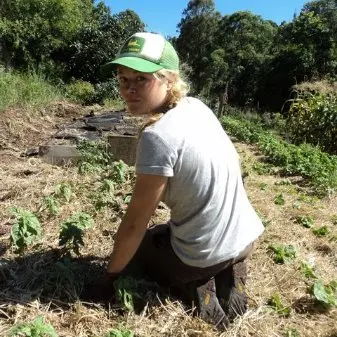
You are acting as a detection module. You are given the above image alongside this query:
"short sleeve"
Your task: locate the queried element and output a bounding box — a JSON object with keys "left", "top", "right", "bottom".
{"left": 136, "top": 130, "right": 177, "bottom": 177}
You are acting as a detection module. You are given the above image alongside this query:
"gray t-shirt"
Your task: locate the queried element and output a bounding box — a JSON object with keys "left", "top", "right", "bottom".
{"left": 136, "top": 97, "right": 264, "bottom": 267}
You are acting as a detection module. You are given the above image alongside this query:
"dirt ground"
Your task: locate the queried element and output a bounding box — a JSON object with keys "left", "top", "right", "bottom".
{"left": 0, "top": 102, "right": 336, "bottom": 337}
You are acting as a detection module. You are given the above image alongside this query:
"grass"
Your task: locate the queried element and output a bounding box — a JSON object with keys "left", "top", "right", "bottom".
{"left": 0, "top": 68, "right": 64, "bottom": 111}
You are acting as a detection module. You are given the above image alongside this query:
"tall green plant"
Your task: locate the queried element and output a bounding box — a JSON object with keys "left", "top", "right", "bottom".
{"left": 10, "top": 207, "right": 42, "bottom": 254}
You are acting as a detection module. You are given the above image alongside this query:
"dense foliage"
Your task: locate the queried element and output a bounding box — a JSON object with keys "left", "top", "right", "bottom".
{"left": 286, "top": 92, "right": 337, "bottom": 154}
{"left": 176, "top": 0, "right": 337, "bottom": 111}
{"left": 0, "top": 0, "right": 336, "bottom": 110}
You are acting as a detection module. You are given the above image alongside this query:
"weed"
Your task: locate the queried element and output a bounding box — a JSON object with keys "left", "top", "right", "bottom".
{"left": 259, "top": 182, "right": 268, "bottom": 191}
{"left": 283, "top": 328, "right": 300, "bottom": 337}
{"left": 309, "top": 279, "right": 337, "bottom": 309}
{"left": 110, "top": 160, "right": 129, "bottom": 185}
{"left": 276, "top": 179, "right": 293, "bottom": 186}
{"left": 54, "top": 183, "right": 72, "bottom": 202}
{"left": 268, "top": 244, "right": 296, "bottom": 264}
{"left": 77, "top": 140, "right": 112, "bottom": 174}
{"left": 59, "top": 212, "right": 94, "bottom": 255}
{"left": 267, "top": 293, "right": 291, "bottom": 317}
{"left": 252, "top": 162, "right": 274, "bottom": 175}
{"left": 294, "top": 215, "right": 314, "bottom": 228}
{"left": 10, "top": 207, "right": 42, "bottom": 254}
{"left": 300, "top": 261, "right": 317, "bottom": 279}
{"left": 274, "top": 193, "right": 285, "bottom": 205}
{"left": 312, "top": 226, "right": 329, "bottom": 237}
{"left": 40, "top": 195, "right": 59, "bottom": 216}
{"left": 114, "top": 276, "right": 136, "bottom": 312}
{"left": 9, "top": 316, "right": 57, "bottom": 337}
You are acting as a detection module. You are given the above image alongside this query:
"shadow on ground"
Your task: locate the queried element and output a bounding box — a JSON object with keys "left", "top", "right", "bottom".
{"left": 0, "top": 249, "right": 171, "bottom": 315}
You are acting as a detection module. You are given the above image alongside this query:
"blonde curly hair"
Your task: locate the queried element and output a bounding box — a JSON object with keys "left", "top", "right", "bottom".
{"left": 140, "top": 69, "right": 189, "bottom": 133}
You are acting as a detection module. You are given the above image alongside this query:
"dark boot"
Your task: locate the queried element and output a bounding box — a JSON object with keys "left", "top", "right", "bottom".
{"left": 215, "top": 261, "right": 248, "bottom": 321}
{"left": 185, "top": 278, "right": 229, "bottom": 331}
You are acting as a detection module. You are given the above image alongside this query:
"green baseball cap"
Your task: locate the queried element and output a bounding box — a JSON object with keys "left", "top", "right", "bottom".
{"left": 101, "top": 32, "right": 180, "bottom": 74}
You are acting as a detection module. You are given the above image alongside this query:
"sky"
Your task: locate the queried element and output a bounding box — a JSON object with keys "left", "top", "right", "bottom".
{"left": 104, "top": 0, "right": 309, "bottom": 37}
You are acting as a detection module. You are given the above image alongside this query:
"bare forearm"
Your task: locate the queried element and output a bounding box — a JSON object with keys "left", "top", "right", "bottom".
{"left": 106, "top": 220, "right": 146, "bottom": 273}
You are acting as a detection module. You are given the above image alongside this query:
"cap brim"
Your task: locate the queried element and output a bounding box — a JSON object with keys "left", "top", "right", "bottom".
{"left": 100, "top": 57, "right": 163, "bottom": 76}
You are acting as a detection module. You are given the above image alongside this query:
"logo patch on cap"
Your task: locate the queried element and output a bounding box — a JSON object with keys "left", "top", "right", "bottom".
{"left": 121, "top": 37, "right": 145, "bottom": 54}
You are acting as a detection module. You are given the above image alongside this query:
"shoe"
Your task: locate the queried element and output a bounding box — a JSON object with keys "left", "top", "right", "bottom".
{"left": 193, "top": 278, "right": 229, "bottom": 331}
{"left": 215, "top": 261, "right": 248, "bottom": 321}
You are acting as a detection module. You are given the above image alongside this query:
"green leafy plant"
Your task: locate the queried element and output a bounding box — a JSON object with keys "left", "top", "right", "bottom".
{"left": 10, "top": 208, "right": 42, "bottom": 254}
{"left": 77, "top": 140, "right": 112, "bottom": 174}
{"left": 54, "top": 183, "right": 72, "bottom": 202}
{"left": 274, "top": 193, "right": 285, "bottom": 205}
{"left": 309, "top": 279, "right": 337, "bottom": 309}
{"left": 268, "top": 244, "right": 296, "bottom": 264}
{"left": 105, "top": 328, "right": 134, "bottom": 337}
{"left": 300, "top": 261, "right": 317, "bottom": 279}
{"left": 110, "top": 160, "right": 129, "bottom": 185}
{"left": 92, "top": 179, "right": 116, "bottom": 212}
{"left": 9, "top": 316, "right": 57, "bottom": 337}
{"left": 294, "top": 215, "right": 314, "bottom": 228}
{"left": 114, "top": 276, "right": 136, "bottom": 312}
{"left": 267, "top": 293, "right": 291, "bottom": 317}
{"left": 312, "top": 225, "right": 329, "bottom": 236}
{"left": 59, "top": 212, "right": 94, "bottom": 255}
{"left": 41, "top": 196, "right": 59, "bottom": 216}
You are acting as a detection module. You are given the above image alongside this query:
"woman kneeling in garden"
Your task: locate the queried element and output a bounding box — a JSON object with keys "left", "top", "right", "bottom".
{"left": 83, "top": 32, "right": 264, "bottom": 331}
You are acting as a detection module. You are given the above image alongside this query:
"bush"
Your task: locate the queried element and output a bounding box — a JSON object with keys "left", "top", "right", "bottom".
{"left": 65, "top": 80, "right": 95, "bottom": 104}
{"left": 286, "top": 92, "right": 337, "bottom": 154}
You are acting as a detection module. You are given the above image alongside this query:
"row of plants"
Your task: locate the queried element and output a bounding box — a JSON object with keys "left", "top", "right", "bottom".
{"left": 221, "top": 116, "right": 337, "bottom": 195}
{"left": 10, "top": 140, "right": 131, "bottom": 256}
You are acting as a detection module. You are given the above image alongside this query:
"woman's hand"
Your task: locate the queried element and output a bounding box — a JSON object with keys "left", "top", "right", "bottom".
{"left": 81, "top": 272, "right": 119, "bottom": 303}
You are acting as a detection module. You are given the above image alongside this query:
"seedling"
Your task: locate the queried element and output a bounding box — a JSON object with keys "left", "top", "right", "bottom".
{"left": 59, "top": 212, "right": 94, "bottom": 255}
{"left": 77, "top": 140, "right": 111, "bottom": 173}
{"left": 274, "top": 193, "right": 285, "bottom": 205}
{"left": 114, "top": 276, "right": 136, "bottom": 312}
{"left": 267, "top": 293, "right": 291, "bottom": 317}
{"left": 294, "top": 215, "right": 314, "bottom": 228}
{"left": 300, "top": 261, "right": 317, "bottom": 279}
{"left": 54, "top": 183, "right": 72, "bottom": 202}
{"left": 309, "top": 279, "right": 337, "bottom": 309}
{"left": 268, "top": 244, "right": 296, "bottom": 264}
{"left": 9, "top": 316, "right": 57, "bottom": 337}
{"left": 10, "top": 207, "right": 42, "bottom": 254}
{"left": 110, "top": 160, "right": 129, "bottom": 185}
{"left": 312, "top": 226, "right": 329, "bottom": 237}
{"left": 40, "top": 195, "right": 59, "bottom": 216}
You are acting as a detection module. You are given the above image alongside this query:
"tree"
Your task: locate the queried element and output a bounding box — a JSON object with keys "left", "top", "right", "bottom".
{"left": 0, "top": 0, "right": 93, "bottom": 73}
{"left": 63, "top": 7, "right": 145, "bottom": 82}
{"left": 175, "top": 0, "right": 221, "bottom": 93}
{"left": 261, "top": 7, "right": 337, "bottom": 110}
{"left": 207, "top": 11, "right": 277, "bottom": 111}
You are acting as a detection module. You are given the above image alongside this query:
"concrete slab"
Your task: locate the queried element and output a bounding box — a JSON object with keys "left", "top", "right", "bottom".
{"left": 108, "top": 135, "right": 138, "bottom": 166}
{"left": 39, "top": 144, "right": 81, "bottom": 166}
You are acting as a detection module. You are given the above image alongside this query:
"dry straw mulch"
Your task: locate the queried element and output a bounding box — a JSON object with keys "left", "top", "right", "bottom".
{"left": 0, "top": 104, "right": 336, "bottom": 337}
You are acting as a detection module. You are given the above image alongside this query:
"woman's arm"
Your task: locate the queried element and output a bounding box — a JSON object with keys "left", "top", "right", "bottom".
{"left": 106, "top": 173, "right": 168, "bottom": 274}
